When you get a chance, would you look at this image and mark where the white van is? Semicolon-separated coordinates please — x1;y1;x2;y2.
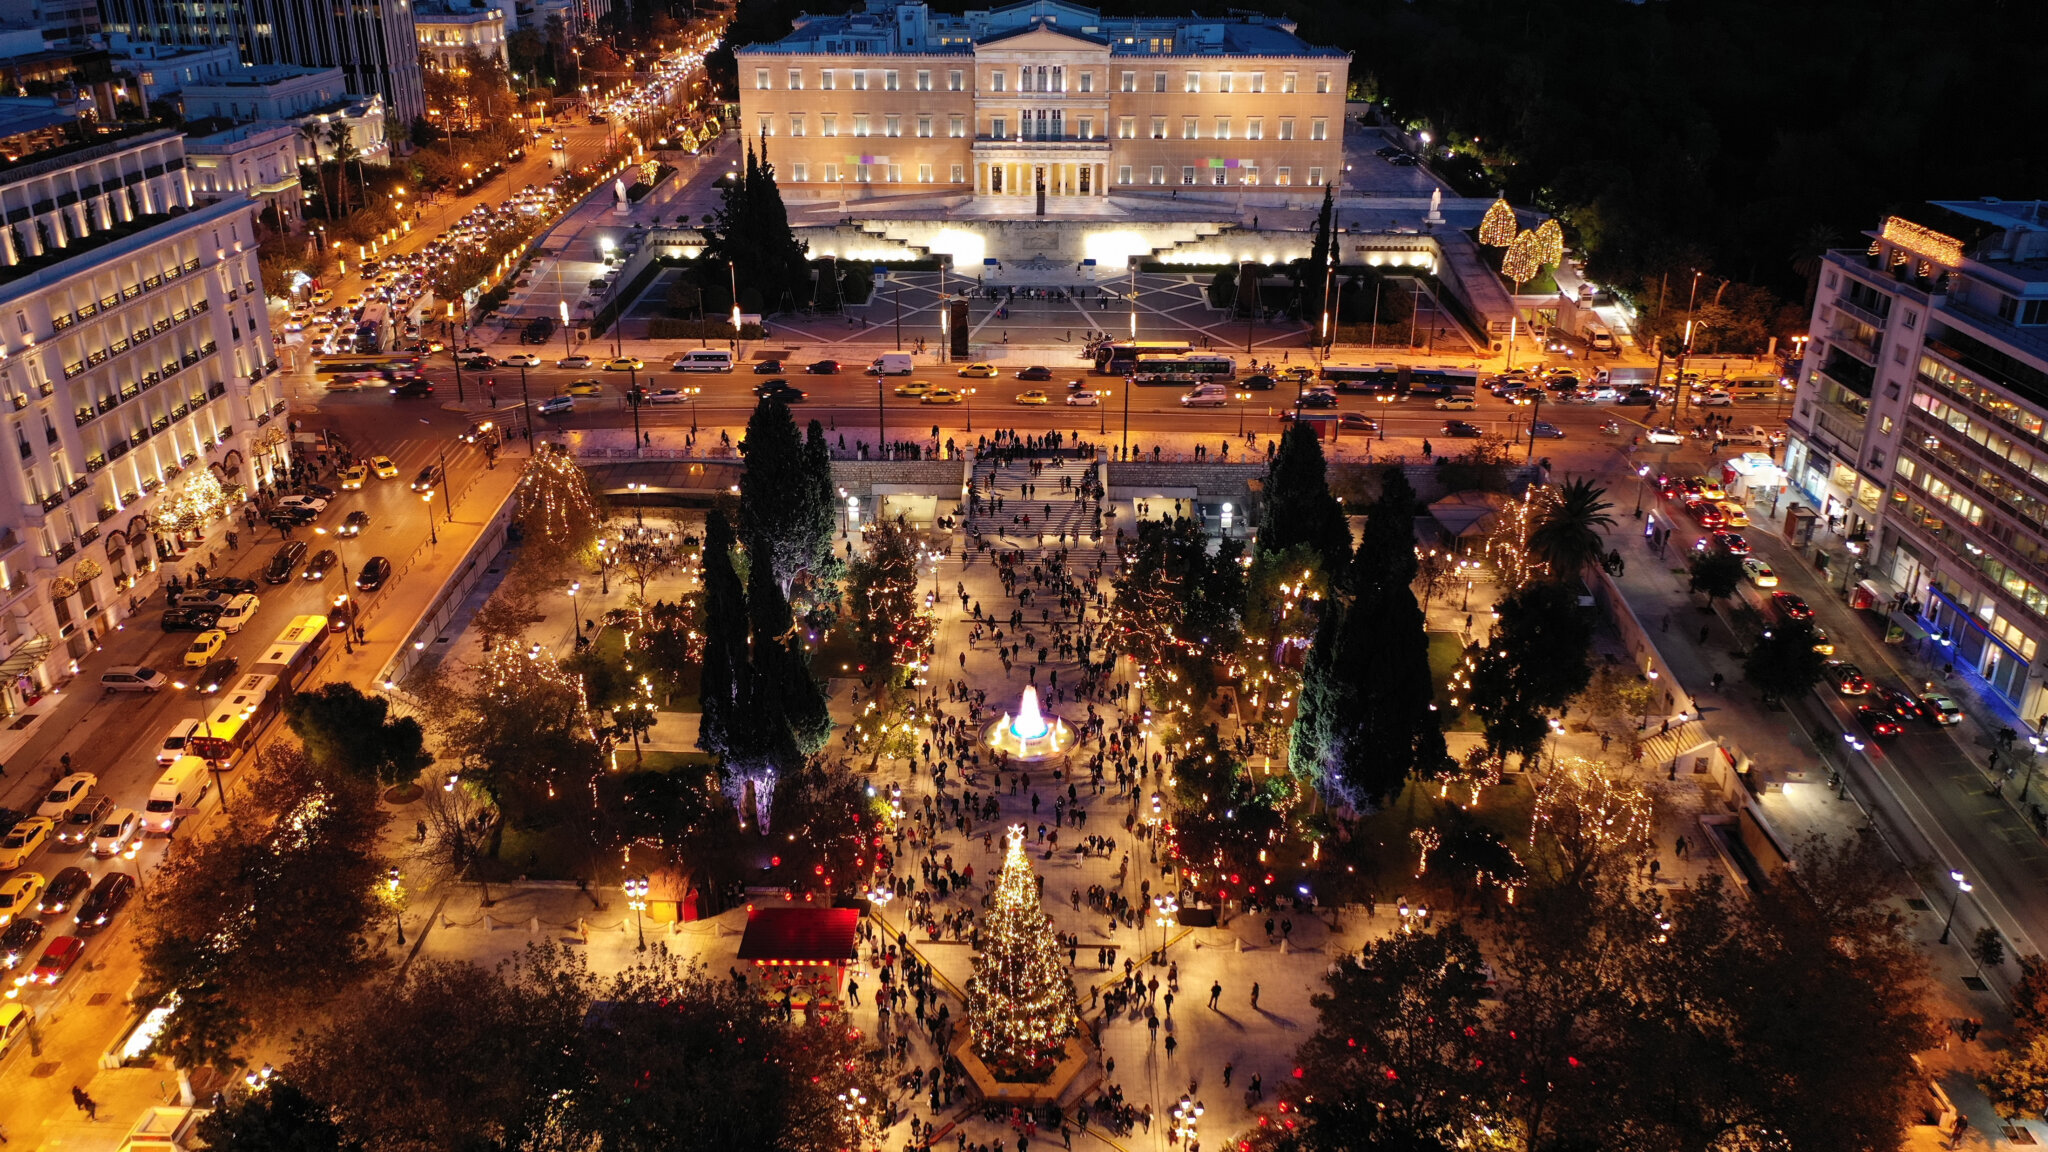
868;353;914;376
671;349;735;372
1180;383;1229;408
1586;323;1616;352
145;755;213;833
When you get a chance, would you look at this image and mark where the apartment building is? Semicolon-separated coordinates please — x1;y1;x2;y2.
1787;200;2048;723
183;121;303;226
0;127;280;713
736;0;1347;203
416;6;509;71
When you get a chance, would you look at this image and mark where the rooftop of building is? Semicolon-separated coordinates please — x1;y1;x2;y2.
183;63;340;90
0;196;250;296
182;118;301;150
414;6;505;23
0;122;177;183
0;96;82;142
745;0;1343;57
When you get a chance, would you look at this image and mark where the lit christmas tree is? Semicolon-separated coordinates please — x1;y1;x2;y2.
1478;196;1517;247
1501;229;1540;292
1533;217;1565;269
967;826;1079;1081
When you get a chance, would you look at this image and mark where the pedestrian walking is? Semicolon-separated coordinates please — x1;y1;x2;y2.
1164;1033;1177;1058
1223;1061;1234;1087
415;819;427;843
1249;1073;1263;1101
1208;980;1221;1009
1250;982;1260;1009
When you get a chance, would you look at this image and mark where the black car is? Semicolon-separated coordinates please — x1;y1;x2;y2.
74;871;137;933
356;555;392;592
301;483;338;499
1;917;43;969
339;509;371;537
756;381;807;401
161;607;222;632
521;316;557;344
1442;420;1483;437
753;359;785;374
268;505;317;528
411;463;444;492
303;549;339;580
202;577;259;595
1617;388;1658;406
1296;390;1338;409
1017;366;1053;381
184;655;239;693
462;355;497;370
1242;374;1275;391
265;540;309;584
38;866;91;915
391;378;434;398
806;359;840;375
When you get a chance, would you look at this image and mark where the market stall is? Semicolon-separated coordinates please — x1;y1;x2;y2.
736;906;860;1014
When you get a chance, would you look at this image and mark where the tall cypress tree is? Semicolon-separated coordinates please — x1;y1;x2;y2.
698;141;809;314
696;509;748;758
1301;184;1335;319
1257;423;1353;574
739;397;815;591
802;419;839;578
746;528;832;757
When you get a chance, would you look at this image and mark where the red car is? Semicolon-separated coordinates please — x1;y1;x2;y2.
1686;501;1726;530
1872;687;1923;721
1711;530;1750;555
1772;591;1814;621
26;934;83;986
1856;705;1904;738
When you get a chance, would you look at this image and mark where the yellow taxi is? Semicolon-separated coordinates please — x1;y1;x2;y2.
921;388;964;405
1014;389;1051;405
894;380;934;397
183;629;226;667
604;357;645;371
371;455;400;479
0;872;44;925
0;819;53;871
565;380;605;397
1716;500;1749;528
957;363;998;378
339;463;369;490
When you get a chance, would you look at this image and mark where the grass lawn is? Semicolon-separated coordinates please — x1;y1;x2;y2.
484;823;607;884
1427;631;1485;733
809;627;867;679
616;748;717;774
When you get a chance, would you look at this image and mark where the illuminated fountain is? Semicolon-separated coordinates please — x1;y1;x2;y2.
981;686;1073;764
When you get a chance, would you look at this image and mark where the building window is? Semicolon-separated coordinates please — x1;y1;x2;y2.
822;70;835;90
1213;166;1228;186
951;164;964;183
1052;65;1064;91
949;115;965;138
792;163;807;181
1153;71;1167;92
790;116;805;136
1020;66;1033;92
822;114;838;136
992;116;1007;138
1185;71;1200;93
1281;71;1296;94
916;69;931;91
1121;70;1135;92
1250;72;1265;93
1182;166;1196;185
917;115;932;137
885;114;900;137
1248;117;1262;140
1308;166;1324;185
853;114;870;137
949;69;964;91
884;70;898;90
887;164;900;182
1315;71;1331;93
1278;118;1294;140
1310;118;1327;141
1151;116;1166;139
1144;165;1159;184
919;164;932;182
1119;165;1133;184
758;115;772;136
788;69;802;89
1119;116;1135;139
1182;117;1198;139
1276;166;1290;185
824;163;838;181
857;164;870;182
1243;165;1259;185
990;71;1005;92
1075;116;1091;139
755;68;769;89
1215;117;1230;140
852;70;867;90
1079;71;1093;93
1219;72;1232;93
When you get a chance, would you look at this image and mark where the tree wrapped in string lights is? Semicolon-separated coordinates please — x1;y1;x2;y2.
156;467;229;538
514;443;605;561
1478;196;1517;248
1501;229;1541;293
1533;217;1566;270
965;827;1079;1082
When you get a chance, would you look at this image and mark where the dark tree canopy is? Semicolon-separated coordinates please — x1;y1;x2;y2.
1257;422;1352;574
285;682;433;790
1743;617;1829;702
1469;581;1593;763
696;143;809;314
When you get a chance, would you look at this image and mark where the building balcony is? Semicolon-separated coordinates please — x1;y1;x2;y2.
1815;350;1875;397
1833;295;1889;331
1811;402;1867;453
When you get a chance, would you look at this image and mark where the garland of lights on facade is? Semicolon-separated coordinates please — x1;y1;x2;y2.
965;827;1079;1081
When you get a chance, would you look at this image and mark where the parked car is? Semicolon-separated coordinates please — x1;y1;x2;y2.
73;872;136;932
0;818;52;870
37;867;90;915
201;577;258;595
26;935;84;986
264;541;309;584
356;556;393;592
161;607;221;632
99;666;166;692
36;774;96;820
274;495;327;515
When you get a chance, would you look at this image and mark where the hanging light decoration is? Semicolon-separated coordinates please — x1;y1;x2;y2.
1478;196;1517;247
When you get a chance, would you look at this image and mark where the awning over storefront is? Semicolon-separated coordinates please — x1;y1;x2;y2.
1888;611;1932;645
0;635;53;678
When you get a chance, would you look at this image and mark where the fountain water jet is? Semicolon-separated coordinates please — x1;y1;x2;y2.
981;685;1072;763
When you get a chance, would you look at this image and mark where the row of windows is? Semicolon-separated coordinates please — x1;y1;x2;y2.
1896;487;2048;625
757;111;1326;142
779;162;1324;188
790;163;967;184
1116;164;1321;187
754;65;1333;96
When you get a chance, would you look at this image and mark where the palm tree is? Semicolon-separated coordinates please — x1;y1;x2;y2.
326;122;363;215
1529;479;1616;580
299;121;328;216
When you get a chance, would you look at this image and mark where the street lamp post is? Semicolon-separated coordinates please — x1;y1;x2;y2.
1098;388;1110;437
1633;464;1651;519
421;490;437;545
1236;390;1252;437
1120;374;1134;459
963;387;975;433
1939;869;1971;945
568;581;583;639
1152;893;1178;966
388;867;406;945
625;875;649;950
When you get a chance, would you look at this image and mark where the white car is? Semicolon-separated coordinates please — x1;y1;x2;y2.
1434;396;1477;411
90;808;140;859
215;593;261;633
158;719;200;765
557;355;593;369
646;388;691;405
274;495;328;514
499;353;542;368
36;773;97;820
1066;391;1101;406
1645;427;1684;445
1742;558;1778;588
1696;389;1734;406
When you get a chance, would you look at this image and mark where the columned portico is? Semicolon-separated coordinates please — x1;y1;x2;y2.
972;145;1112;201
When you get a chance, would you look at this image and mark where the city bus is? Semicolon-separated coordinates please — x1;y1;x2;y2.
354;302;391;353
1095;341;1191;376
311;351;422;376
186;674;281;764
248;615;331;692
1405;365;1482;397
1130;353;1237;386
1318;363;1404;393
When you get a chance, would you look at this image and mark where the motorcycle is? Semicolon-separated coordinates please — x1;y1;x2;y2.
1600;419;1623;435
